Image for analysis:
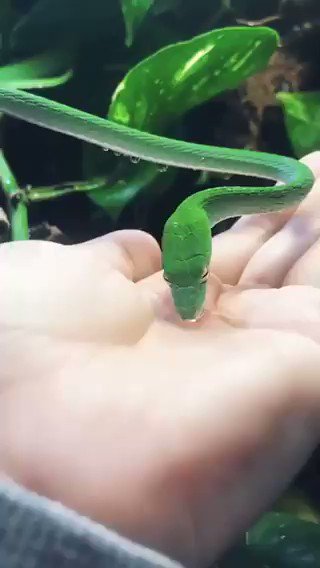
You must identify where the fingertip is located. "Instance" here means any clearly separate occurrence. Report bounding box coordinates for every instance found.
[78,230,162,282]
[300,151,320,178]
[110,230,162,281]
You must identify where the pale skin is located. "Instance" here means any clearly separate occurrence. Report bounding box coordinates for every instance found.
[1,152,320,567]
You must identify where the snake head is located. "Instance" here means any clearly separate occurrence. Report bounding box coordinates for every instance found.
[162,206,212,321]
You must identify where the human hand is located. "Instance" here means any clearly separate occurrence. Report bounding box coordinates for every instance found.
[1,153,320,567]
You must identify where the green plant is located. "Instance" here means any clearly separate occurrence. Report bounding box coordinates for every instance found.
[0,1,278,240]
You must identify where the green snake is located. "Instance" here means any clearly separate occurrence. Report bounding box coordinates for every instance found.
[0,88,315,321]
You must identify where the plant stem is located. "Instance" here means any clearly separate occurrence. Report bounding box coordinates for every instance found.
[27,177,109,202]
[10,196,29,241]
[0,150,29,240]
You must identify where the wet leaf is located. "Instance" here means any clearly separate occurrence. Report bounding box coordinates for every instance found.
[87,26,279,220]
[277,91,320,158]
[120,0,155,47]
[0,47,75,89]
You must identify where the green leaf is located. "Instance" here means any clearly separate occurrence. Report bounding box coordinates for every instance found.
[109,25,279,133]
[0,47,75,89]
[120,0,155,47]
[277,91,320,158]
[218,508,320,567]
[247,512,320,567]
[86,26,279,220]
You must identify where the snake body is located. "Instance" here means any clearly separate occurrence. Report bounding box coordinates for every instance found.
[0,88,315,320]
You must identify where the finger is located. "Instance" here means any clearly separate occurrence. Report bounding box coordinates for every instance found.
[78,230,161,282]
[217,285,320,343]
[284,238,320,287]
[239,174,320,288]
[0,241,153,343]
[302,150,320,178]
[210,211,291,285]
[210,152,320,286]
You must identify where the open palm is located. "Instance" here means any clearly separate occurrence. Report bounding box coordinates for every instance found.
[1,153,320,568]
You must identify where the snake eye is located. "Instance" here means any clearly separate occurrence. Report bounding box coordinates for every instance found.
[200,268,209,283]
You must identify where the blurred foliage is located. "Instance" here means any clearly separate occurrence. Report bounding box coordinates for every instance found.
[0,47,75,89]
[247,512,320,567]
[218,492,320,567]
[277,91,320,158]
[120,0,155,47]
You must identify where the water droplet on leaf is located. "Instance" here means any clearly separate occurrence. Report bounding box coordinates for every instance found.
[158,164,169,173]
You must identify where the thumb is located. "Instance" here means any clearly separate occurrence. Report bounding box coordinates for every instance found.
[78,230,161,282]
[0,236,157,343]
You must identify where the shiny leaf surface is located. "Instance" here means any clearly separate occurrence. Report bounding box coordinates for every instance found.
[87,26,279,219]
[109,25,278,133]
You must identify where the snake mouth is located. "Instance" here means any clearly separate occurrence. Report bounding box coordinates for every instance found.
[180,308,205,323]
[170,283,207,322]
